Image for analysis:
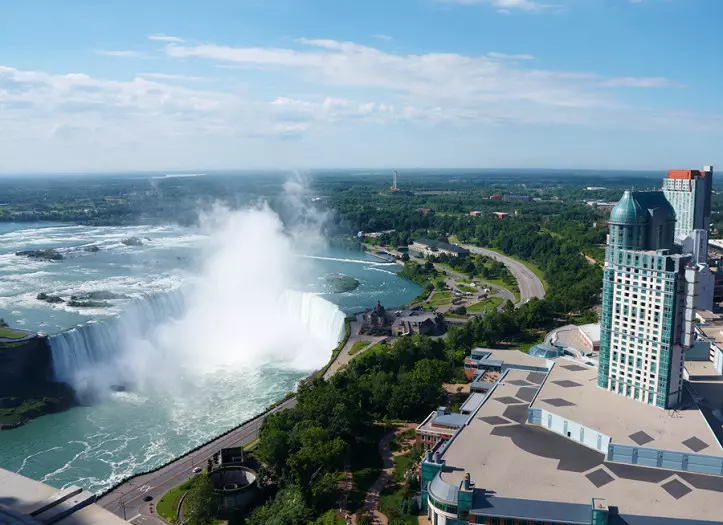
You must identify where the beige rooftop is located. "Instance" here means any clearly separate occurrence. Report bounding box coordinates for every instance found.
[0,468,127,525]
[440,351,723,522]
[531,359,723,456]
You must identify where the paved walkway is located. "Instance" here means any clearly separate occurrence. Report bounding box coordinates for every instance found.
[325,318,386,379]
[353,424,417,525]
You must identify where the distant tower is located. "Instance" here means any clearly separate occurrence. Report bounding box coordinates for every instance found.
[662,166,713,245]
[393,170,398,191]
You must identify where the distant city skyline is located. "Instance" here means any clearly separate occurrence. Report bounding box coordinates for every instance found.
[1,0,721,172]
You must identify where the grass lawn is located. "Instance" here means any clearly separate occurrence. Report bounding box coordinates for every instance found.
[379,487,418,525]
[443,312,468,319]
[392,449,421,484]
[516,333,545,354]
[349,340,371,356]
[438,262,521,303]
[435,263,464,277]
[481,247,549,291]
[0,327,26,339]
[157,475,216,524]
[426,290,453,308]
[467,297,503,313]
[456,284,477,293]
[157,485,184,523]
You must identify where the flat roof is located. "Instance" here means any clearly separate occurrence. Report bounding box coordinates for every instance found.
[579,323,601,343]
[484,349,549,368]
[685,360,721,380]
[412,238,469,254]
[460,392,486,414]
[0,468,127,525]
[698,321,723,345]
[438,355,723,522]
[530,358,723,456]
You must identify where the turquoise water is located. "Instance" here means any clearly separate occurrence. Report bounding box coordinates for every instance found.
[0,222,421,493]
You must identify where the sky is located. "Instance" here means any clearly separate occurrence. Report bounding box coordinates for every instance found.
[0,0,721,173]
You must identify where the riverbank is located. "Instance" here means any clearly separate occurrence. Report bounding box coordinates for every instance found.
[97,317,356,516]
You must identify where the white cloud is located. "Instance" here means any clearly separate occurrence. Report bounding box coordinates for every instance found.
[165,38,670,111]
[137,72,211,82]
[486,52,535,60]
[0,35,715,171]
[603,77,673,88]
[148,34,184,43]
[94,50,151,58]
[372,34,393,41]
[439,0,558,12]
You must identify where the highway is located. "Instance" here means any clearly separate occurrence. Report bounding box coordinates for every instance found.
[459,245,546,303]
[97,396,296,523]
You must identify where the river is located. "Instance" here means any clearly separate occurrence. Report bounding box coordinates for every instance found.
[0,220,421,493]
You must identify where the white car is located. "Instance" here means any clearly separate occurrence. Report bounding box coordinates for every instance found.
[192,466,202,473]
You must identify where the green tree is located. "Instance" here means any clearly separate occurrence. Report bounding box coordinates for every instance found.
[247,485,314,525]
[184,475,217,525]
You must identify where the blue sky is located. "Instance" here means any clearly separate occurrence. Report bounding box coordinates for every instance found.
[0,0,721,172]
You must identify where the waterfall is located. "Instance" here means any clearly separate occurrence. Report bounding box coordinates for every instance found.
[49,291,186,394]
[49,289,344,400]
[278,290,346,350]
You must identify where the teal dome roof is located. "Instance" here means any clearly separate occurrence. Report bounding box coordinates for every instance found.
[609,191,647,224]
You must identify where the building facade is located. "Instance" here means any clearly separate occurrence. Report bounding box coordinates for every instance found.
[598,191,697,409]
[411,238,470,258]
[662,167,713,244]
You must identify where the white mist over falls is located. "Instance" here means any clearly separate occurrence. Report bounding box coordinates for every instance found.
[0,187,421,493]
[50,203,344,402]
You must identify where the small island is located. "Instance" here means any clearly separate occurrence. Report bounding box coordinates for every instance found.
[37,293,65,304]
[326,274,359,293]
[36,290,126,307]
[15,249,64,261]
[121,236,143,246]
[72,291,127,301]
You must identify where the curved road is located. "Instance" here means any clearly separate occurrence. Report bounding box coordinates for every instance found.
[459,245,545,304]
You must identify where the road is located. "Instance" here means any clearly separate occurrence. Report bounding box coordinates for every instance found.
[97,396,296,522]
[459,245,545,304]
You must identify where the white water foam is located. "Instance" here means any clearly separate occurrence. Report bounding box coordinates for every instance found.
[49,204,345,402]
[300,254,397,266]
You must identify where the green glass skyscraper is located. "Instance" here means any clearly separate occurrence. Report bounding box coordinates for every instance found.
[598,191,697,409]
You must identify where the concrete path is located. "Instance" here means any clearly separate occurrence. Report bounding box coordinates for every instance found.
[325,318,386,379]
[459,245,545,303]
[353,424,417,525]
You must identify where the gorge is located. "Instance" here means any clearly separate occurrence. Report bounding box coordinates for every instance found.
[0,213,421,493]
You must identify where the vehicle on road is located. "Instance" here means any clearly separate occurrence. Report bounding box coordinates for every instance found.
[143,495,153,502]
[192,466,202,473]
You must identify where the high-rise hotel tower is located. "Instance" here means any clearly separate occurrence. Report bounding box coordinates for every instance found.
[598,191,698,409]
[662,166,713,245]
